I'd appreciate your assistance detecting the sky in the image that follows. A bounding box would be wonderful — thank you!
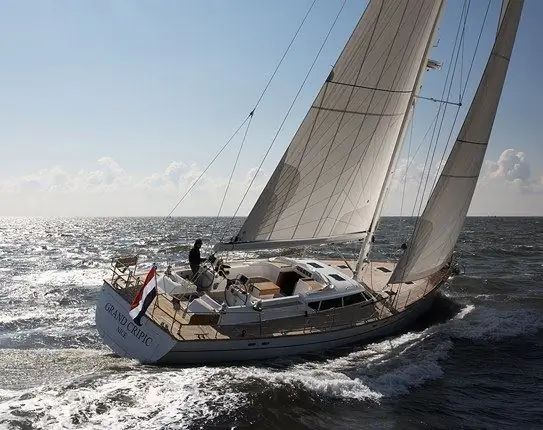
[0,0,541,217]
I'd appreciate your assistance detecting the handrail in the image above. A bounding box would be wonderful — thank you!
[132,265,446,341]
[158,297,393,341]
[108,255,140,291]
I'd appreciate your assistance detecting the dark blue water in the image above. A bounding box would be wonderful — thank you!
[0,217,541,429]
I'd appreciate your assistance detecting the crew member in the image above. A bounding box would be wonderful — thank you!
[189,238,204,276]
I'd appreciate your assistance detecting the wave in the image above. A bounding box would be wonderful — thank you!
[0,363,246,430]
[11,267,105,290]
[1,299,542,429]
[157,244,192,254]
[241,330,453,402]
[445,305,543,341]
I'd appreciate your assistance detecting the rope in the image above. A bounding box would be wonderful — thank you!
[398,0,492,283]
[165,114,252,218]
[430,0,491,192]
[164,0,317,221]
[399,101,416,243]
[413,0,471,220]
[251,0,317,114]
[333,244,355,275]
[210,112,254,239]
[225,0,348,236]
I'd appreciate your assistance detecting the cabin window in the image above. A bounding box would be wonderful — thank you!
[308,301,320,310]
[328,274,345,281]
[343,293,363,306]
[362,291,373,301]
[377,266,391,273]
[319,297,343,311]
[308,262,323,268]
[264,300,300,308]
[295,266,312,278]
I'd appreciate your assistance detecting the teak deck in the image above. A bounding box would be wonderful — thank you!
[108,260,443,342]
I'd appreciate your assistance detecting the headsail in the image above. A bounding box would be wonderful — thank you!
[216,0,444,251]
[389,0,524,284]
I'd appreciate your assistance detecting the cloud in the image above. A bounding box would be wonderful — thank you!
[0,157,268,216]
[141,161,202,192]
[486,149,543,193]
[390,158,423,190]
[383,149,543,216]
[1,150,541,217]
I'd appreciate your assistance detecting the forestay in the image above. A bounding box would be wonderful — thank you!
[216,0,443,251]
[389,0,524,284]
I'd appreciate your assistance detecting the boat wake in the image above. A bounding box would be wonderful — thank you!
[0,356,247,430]
[2,297,541,429]
[444,304,543,341]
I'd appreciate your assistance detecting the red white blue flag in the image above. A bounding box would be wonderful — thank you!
[129,264,158,326]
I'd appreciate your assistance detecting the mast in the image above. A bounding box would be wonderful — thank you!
[389,0,524,284]
[354,0,445,280]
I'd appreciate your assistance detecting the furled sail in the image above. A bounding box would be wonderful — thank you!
[216,0,444,251]
[389,0,524,284]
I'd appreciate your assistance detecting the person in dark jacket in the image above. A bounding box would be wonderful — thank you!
[189,238,204,276]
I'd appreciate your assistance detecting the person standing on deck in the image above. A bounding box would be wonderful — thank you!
[189,238,204,276]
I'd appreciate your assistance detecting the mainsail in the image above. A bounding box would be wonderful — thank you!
[216,0,444,251]
[389,0,524,284]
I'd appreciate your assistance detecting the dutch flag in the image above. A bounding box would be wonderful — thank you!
[129,264,158,326]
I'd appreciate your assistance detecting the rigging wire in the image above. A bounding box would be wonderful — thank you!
[224,0,348,238]
[332,244,355,275]
[393,101,444,209]
[430,0,491,192]
[252,0,318,114]
[397,0,492,282]
[410,0,471,219]
[398,101,416,242]
[459,2,467,104]
[210,113,254,239]
[164,0,317,221]
[165,114,253,218]
[420,0,472,201]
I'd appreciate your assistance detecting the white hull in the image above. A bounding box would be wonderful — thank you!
[96,282,177,363]
[96,280,439,365]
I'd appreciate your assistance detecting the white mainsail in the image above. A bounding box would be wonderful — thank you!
[216,0,444,251]
[389,0,524,284]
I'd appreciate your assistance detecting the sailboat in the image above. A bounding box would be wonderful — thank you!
[95,0,524,364]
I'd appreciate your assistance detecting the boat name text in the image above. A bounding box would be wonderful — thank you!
[104,302,153,346]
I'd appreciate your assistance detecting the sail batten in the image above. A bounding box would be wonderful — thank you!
[217,0,444,251]
[311,106,405,117]
[326,81,413,94]
[388,0,524,284]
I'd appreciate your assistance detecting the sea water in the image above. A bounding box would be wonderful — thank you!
[0,217,541,429]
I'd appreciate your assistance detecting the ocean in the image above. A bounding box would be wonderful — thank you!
[0,216,541,429]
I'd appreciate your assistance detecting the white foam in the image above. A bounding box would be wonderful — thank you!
[370,339,452,396]
[0,389,18,400]
[454,304,475,320]
[0,365,247,430]
[230,329,453,401]
[446,306,543,341]
[247,365,384,401]
[0,325,454,429]
[3,293,539,428]
[0,310,54,325]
